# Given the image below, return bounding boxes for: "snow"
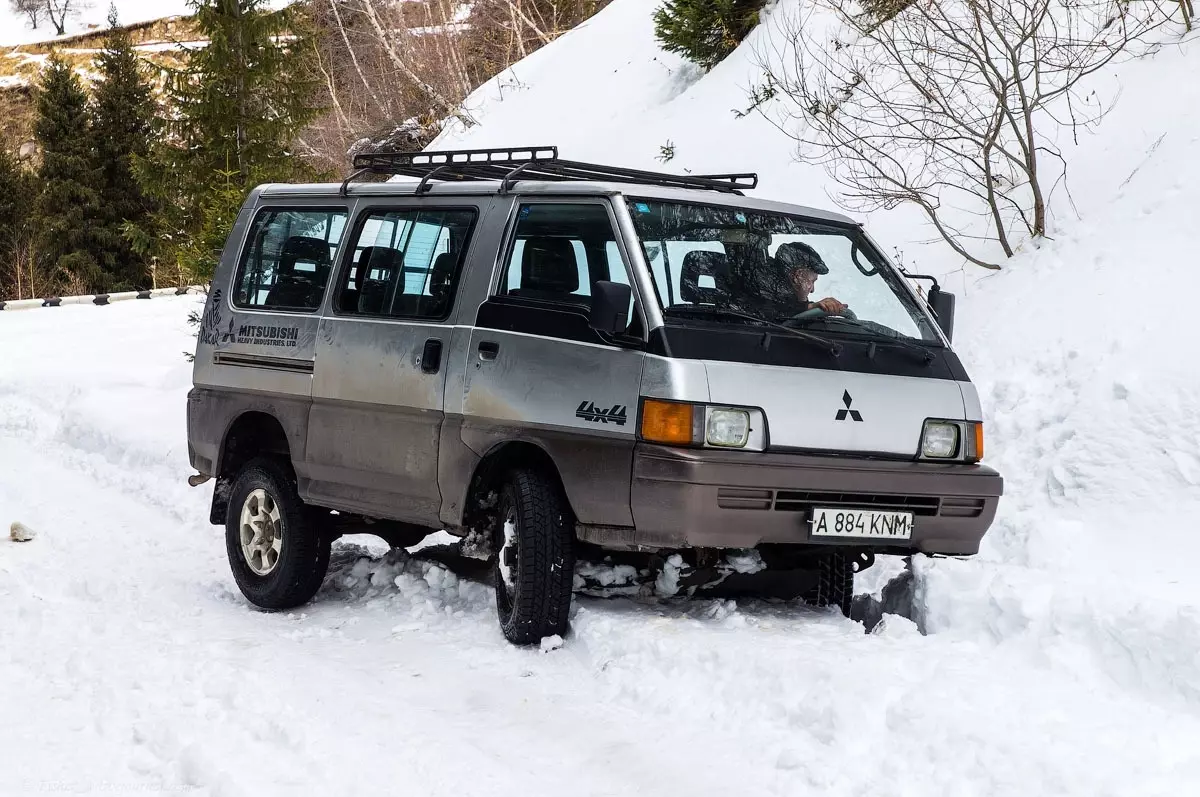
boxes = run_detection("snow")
[0,0,293,47]
[3,0,1200,793]
[4,271,1200,795]
[1,2,192,46]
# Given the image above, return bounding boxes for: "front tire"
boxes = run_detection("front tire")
[808,550,854,618]
[492,468,575,645]
[225,457,331,610]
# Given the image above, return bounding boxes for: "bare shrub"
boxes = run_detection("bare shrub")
[11,0,44,30]
[756,0,1179,269]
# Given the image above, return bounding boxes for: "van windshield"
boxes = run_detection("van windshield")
[625,198,941,344]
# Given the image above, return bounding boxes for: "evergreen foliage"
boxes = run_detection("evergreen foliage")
[33,54,107,293]
[0,148,33,256]
[653,0,767,69]
[133,0,324,281]
[92,4,158,290]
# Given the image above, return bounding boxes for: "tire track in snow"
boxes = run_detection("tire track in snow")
[0,435,792,796]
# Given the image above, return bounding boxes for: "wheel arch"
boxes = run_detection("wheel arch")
[210,411,296,525]
[461,439,576,534]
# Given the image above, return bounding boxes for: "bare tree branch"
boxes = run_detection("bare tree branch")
[11,0,43,29]
[755,0,1178,269]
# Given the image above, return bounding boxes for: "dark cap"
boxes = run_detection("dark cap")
[775,241,829,275]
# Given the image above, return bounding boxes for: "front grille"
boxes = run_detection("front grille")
[715,488,986,518]
[775,490,940,516]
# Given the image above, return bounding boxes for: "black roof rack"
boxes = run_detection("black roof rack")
[341,145,758,196]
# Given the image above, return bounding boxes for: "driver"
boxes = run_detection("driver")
[774,242,848,316]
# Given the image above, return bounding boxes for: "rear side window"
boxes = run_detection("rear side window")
[335,207,478,320]
[233,208,348,312]
[501,203,633,305]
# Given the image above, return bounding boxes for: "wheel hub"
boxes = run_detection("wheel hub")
[239,488,283,576]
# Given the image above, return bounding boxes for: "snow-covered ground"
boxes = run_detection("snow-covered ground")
[4,0,1200,793]
[0,0,292,47]
[1,1,192,46]
[2,283,1199,794]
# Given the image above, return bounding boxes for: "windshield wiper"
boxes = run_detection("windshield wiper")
[663,306,842,357]
[790,316,934,365]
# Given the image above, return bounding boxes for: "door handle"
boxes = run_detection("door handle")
[420,338,443,374]
[477,341,500,361]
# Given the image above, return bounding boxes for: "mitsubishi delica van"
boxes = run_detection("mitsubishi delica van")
[186,146,1004,645]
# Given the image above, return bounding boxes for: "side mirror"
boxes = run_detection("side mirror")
[928,286,956,342]
[589,281,632,336]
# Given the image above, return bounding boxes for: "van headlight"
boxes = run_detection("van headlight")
[921,421,960,458]
[706,408,751,448]
[640,399,766,451]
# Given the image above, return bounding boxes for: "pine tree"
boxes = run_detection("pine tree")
[653,0,766,69]
[92,4,158,290]
[0,149,37,299]
[33,54,106,294]
[0,149,32,251]
[134,0,323,281]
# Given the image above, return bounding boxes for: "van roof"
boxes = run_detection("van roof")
[256,179,860,227]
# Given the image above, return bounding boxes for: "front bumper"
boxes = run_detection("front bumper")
[628,444,1004,555]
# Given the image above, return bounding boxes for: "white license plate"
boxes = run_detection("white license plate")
[810,508,914,540]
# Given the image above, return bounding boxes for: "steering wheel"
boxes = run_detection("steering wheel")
[789,305,857,323]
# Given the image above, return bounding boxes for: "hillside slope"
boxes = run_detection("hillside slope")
[435,0,1200,728]
[1,1,195,46]
[434,0,1194,279]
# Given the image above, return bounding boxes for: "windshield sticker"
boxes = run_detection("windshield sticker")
[635,203,651,213]
[576,401,628,426]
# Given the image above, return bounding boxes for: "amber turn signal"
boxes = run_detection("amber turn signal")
[640,399,696,445]
[974,422,985,462]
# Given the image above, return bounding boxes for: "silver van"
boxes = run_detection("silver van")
[186,146,1003,644]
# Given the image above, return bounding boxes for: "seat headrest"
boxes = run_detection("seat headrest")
[520,237,579,294]
[279,236,331,274]
[357,246,401,276]
[680,250,729,304]
[429,252,456,298]
[774,241,828,275]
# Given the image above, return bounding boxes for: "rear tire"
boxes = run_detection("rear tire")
[492,468,575,645]
[225,457,331,610]
[809,550,854,618]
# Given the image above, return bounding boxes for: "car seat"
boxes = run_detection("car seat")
[679,250,729,305]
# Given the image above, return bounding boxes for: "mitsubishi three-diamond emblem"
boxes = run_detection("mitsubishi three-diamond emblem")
[836,390,863,422]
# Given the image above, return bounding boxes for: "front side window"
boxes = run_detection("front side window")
[626,199,939,344]
[501,203,634,311]
[234,209,348,311]
[335,207,477,319]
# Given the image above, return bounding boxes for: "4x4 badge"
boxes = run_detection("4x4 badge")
[576,401,627,426]
[836,391,863,422]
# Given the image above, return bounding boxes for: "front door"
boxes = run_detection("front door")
[460,199,647,528]
[306,202,483,525]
